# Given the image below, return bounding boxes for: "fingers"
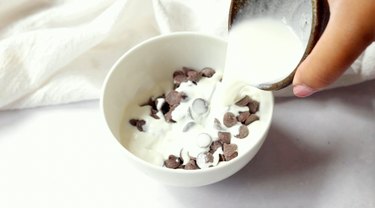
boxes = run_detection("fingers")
[293,0,375,97]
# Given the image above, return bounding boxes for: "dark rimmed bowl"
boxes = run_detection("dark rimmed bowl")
[228,0,329,90]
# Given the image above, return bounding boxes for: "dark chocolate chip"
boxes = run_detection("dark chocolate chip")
[248,99,260,114]
[235,95,251,107]
[219,154,225,162]
[187,71,201,83]
[173,70,187,85]
[218,132,231,144]
[129,119,138,126]
[205,152,214,163]
[223,143,238,161]
[200,67,216,78]
[165,90,182,106]
[209,141,223,153]
[129,119,146,131]
[235,125,249,139]
[244,114,259,125]
[141,97,162,119]
[223,143,237,155]
[149,109,159,119]
[160,102,170,115]
[180,92,188,101]
[184,159,199,170]
[223,112,237,128]
[225,151,238,161]
[164,155,182,169]
[183,67,201,83]
[237,111,251,123]
[136,119,146,132]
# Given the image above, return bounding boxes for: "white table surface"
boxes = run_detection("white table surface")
[0,80,374,208]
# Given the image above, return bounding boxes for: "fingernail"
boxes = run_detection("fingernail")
[293,84,316,97]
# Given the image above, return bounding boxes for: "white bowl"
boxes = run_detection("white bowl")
[101,32,274,187]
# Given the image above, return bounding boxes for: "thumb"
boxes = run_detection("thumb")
[293,1,375,97]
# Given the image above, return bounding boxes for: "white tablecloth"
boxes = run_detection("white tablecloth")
[1,80,374,208]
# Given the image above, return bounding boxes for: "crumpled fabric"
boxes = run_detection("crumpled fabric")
[0,0,373,109]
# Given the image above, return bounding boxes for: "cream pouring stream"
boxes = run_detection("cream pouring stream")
[216,18,304,105]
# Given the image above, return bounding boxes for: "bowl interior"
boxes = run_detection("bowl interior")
[101,33,274,186]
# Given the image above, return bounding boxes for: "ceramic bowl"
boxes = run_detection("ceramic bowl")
[101,32,274,187]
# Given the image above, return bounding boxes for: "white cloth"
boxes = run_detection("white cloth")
[0,0,374,109]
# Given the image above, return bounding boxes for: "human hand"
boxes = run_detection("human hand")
[293,0,375,97]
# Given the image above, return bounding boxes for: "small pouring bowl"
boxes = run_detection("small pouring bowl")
[229,0,329,90]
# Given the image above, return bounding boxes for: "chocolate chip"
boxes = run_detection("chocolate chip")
[164,155,182,169]
[248,99,260,114]
[218,132,231,144]
[186,70,201,83]
[165,90,182,106]
[150,109,160,119]
[203,152,214,163]
[235,125,249,139]
[136,119,146,132]
[225,151,238,161]
[235,95,251,107]
[129,119,146,132]
[160,102,170,115]
[184,159,199,170]
[237,111,251,124]
[209,141,223,153]
[173,70,187,85]
[244,114,259,125]
[182,67,202,83]
[223,143,238,161]
[219,154,226,162]
[180,92,188,101]
[223,143,237,155]
[223,112,237,128]
[129,119,138,126]
[140,97,164,120]
[200,67,215,78]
